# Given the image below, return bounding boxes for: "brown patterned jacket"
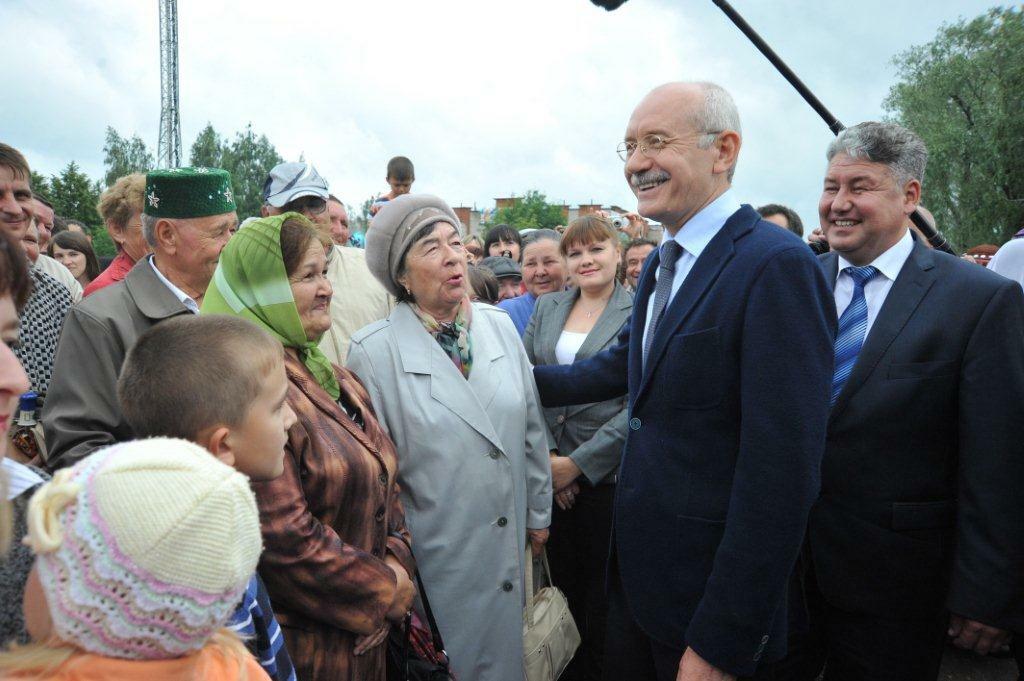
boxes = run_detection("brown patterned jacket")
[253,354,414,681]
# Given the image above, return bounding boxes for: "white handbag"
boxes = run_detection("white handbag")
[523,547,581,681]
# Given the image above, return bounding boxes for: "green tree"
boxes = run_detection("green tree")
[486,191,565,231]
[102,127,154,187]
[90,228,117,258]
[220,124,284,220]
[884,7,1024,248]
[48,162,102,229]
[189,123,225,168]
[29,170,50,198]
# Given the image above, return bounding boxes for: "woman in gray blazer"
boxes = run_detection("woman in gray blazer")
[347,194,552,681]
[522,215,633,681]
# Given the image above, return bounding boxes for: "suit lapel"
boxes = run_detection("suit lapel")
[536,291,575,366]
[466,311,506,412]
[576,283,632,360]
[637,208,754,398]
[820,252,839,290]
[628,250,658,402]
[392,304,505,451]
[829,241,937,423]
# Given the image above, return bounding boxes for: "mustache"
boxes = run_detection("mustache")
[629,170,670,188]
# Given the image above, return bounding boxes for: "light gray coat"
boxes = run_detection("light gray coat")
[523,285,632,485]
[347,302,552,681]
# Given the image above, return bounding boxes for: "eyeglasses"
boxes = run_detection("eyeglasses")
[616,131,722,162]
[285,195,328,215]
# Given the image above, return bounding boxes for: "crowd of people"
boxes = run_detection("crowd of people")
[1,78,1022,681]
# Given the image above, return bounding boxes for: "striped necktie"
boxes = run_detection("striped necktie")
[831,265,880,406]
[643,240,684,364]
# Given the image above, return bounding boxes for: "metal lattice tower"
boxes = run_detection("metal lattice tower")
[157,0,181,168]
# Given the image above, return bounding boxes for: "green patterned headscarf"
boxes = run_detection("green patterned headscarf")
[201,212,340,400]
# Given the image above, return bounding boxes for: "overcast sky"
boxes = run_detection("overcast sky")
[1,0,999,233]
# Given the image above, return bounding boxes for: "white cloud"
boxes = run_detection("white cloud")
[1,0,995,232]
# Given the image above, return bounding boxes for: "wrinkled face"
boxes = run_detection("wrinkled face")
[21,222,40,262]
[289,242,333,342]
[521,239,566,297]
[623,89,721,230]
[399,222,468,314]
[488,239,520,262]
[496,277,521,302]
[565,237,618,292]
[225,359,297,481]
[52,244,87,279]
[0,166,33,241]
[624,243,655,288]
[819,153,918,266]
[109,210,150,262]
[0,293,30,438]
[165,211,237,286]
[327,200,350,246]
[32,200,54,249]
[387,177,413,197]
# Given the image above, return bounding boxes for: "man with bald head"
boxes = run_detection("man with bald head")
[533,82,835,680]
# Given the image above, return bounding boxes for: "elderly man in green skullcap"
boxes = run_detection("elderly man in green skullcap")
[44,168,239,470]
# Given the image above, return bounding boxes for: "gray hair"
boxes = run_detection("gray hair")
[523,228,561,249]
[689,82,742,180]
[141,213,160,248]
[826,121,928,187]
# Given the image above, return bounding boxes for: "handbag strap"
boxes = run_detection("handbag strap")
[524,545,554,627]
[413,568,445,651]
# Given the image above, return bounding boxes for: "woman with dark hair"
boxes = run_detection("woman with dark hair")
[467,264,500,304]
[47,230,101,289]
[483,223,523,262]
[202,213,416,681]
[0,229,43,646]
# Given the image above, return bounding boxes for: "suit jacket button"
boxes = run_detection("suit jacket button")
[629,417,641,431]
[489,449,501,459]
[378,473,388,485]
[497,517,508,527]
[375,507,385,522]
[502,581,514,592]
[760,635,769,644]
[556,414,565,424]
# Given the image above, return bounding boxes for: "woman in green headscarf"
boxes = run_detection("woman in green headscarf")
[202,213,416,681]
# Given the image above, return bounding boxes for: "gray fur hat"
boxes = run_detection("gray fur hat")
[365,194,462,297]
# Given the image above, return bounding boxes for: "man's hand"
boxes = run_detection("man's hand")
[676,647,735,681]
[551,455,582,492]
[384,555,416,622]
[623,212,648,239]
[527,528,550,557]
[808,227,827,245]
[948,613,1011,655]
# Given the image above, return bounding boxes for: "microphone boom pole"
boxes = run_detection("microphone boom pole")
[709,0,956,255]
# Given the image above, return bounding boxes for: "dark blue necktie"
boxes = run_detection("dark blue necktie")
[831,265,880,406]
[643,240,684,364]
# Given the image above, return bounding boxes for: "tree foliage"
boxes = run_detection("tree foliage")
[487,190,565,231]
[102,127,154,187]
[884,7,1024,248]
[48,162,102,229]
[188,123,283,220]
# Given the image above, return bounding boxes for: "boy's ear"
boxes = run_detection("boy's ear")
[199,425,235,468]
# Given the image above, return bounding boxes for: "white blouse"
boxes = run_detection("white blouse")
[554,330,588,366]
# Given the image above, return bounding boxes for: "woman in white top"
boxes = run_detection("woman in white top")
[522,215,634,681]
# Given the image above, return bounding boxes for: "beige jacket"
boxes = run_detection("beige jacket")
[318,246,393,365]
[34,254,83,302]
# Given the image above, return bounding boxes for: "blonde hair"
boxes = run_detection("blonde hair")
[96,173,146,231]
[0,629,252,680]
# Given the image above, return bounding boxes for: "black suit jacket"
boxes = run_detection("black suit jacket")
[810,239,1024,632]
[534,206,836,676]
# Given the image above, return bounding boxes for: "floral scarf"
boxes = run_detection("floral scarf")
[411,297,473,379]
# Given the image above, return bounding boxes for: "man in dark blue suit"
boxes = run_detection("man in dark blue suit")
[533,82,836,680]
[780,122,1024,680]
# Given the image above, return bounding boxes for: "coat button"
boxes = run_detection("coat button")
[497,517,508,527]
[378,472,388,485]
[556,414,565,424]
[629,417,641,430]
[375,507,385,522]
[489,449,501,459]
[372,547,382,557]
[502,581,514,592]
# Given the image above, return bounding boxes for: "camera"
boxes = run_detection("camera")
[609,214,629,230]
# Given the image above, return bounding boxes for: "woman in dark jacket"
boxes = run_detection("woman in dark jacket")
[202,213,415,681]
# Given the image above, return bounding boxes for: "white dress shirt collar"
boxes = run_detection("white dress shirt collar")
[661,189,742,258]
[148,255,200,314]
[836,228,914,283]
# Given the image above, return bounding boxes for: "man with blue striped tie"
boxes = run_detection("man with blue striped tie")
[782,122,1024,681]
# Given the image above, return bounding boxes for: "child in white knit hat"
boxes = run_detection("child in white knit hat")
[0,438,268,680]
